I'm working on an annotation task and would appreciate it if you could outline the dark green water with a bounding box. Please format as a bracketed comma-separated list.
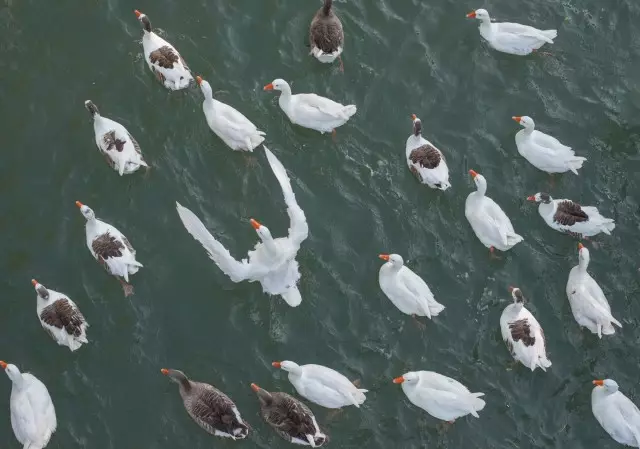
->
[1, 0, 640, 448]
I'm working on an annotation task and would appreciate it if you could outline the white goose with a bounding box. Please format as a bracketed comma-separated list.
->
[406, 114, 451, 190]
[527, 192, 615, 237]
[467, 9, 557, 56]
[76, 201, 143, 297]
[135, 10, 193, 90]
[196, 75, 265, 152]
[500, 287, 551, 371]
[566, 243, 621, 338]
[85, 100, 148, 176]
[1, 361, 57, 449]
[176, 147, 307, 307]
[264, 79, 356, 135]
[32, 279, 88, 352]
[592, 379, 640, 447]
[513, 116, 586, 174]
[393, 371, 485, 423]
[378, 254, 445, 319]
[465, 170, 523, 253]
[272, 361, 367, 409]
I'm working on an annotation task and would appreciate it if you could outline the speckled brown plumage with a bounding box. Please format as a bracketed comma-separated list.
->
[509, 319, 535, 347]
[92, 233, 125, 260]
[309, 0, 344, 54]
[259, 391, 324, 446]
[150, 45, 180, 69]
[40, 299, 85, 337]
[103, 131, 126, 152]
[553, 201, 589, 226]
[409, 144, 441, 169]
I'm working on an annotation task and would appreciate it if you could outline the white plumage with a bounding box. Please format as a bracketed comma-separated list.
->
[405, 115, 451, 190]
[592, 379, 640, 447]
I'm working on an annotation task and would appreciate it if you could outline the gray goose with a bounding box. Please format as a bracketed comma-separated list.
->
[251, 383, 326, 447]
[161, 369, 249, 440]
[309, 0, 344, 70]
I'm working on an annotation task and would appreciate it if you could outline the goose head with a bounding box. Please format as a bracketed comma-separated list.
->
[250, 219, 273, 243]
[272, 360, 302, 375]
[467, 8, 490, 22]
[76, 201, 95, 220]
[196, 76, 213, 99]
[469, 169, 487, 194]
[379, 253, 404, 269]
[513, 116, 535, 130]
[1, 361, 22, 384]
[508, 286, 526, 305]
[593, 379, 619, 394]
[527, 192, 552, 204]
[84, 100, 100, 117]
[411, 114, 422, 136]
[393, 371, 420, 385]
[161, 368, 191, 387]
[578, 242, 590, 269]
[251, 383, 274, 405]
[263, 79, 291, 94]
[134, 10, 152, 33]
[32, 279, 50, 302]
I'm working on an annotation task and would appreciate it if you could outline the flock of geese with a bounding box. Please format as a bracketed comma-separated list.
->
[1, 1, 636, 448]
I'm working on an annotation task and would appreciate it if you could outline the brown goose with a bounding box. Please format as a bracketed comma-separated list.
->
[309, 0, 344, 70]
[251, 383, 326, 447]
[161, 369, 249, 440]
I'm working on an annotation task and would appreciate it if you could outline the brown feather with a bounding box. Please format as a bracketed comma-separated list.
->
[553, 200, 589, 226]
[260, 392, 324, 445]
[409, 144, 441, 169]
[40, 299, 85, 337]
[309, 6, 343, 54]
[181, 382, 248, 438]
[92, 233, 125, 260]
[509, 319, 536, 347]
[150, 45, 180, 69]
[103, 131, 126, 153]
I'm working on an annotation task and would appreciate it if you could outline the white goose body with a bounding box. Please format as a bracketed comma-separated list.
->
[592, 379, 640, 447]
[264, 79, 356, 134]
[465, 170, 523, 252]
[197, 76, 265, 152]
[378, 254, 444, 318]
[500, 287, 551, 371]
[467, 9, 557, 56]
[135, 10, 193, 90]
[176, 147, 308, 307]
[405, 115, 450, 190]
[85, 101, 147, 175]
[566, 244, 621, 338]
[33, 280, 88, 352]
[273, 361, 367, 409]
[2, 362, 57, 449]
[394, 371, 485, 422]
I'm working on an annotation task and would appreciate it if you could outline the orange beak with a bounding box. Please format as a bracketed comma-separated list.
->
[469, 169, 478, 178]
[134, 9, 142, 18]
[272, 361, 282, 368]
[512, 116, 522, 123]
[578, 243, 584, 250]
[0, 361, 7, 370]
[379, 254, 390, 261]
[31, 279, 38, 286]
[75, 201, 84, 208]
[527, 195, 536, 201]
[250, 219, 261, 230]
[466, 11, 476, 18]
[593, 379, 604, 386]
[411, 114, 417, 121]
[251, 383, 260, 392]
[196, 76, 203, 85]
[160, 368, 169, 375]
[393, 376, 405, 384]
[263, 83, 274, 91]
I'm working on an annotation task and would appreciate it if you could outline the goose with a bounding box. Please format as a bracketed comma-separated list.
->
[393, 371, 485, 423]
[134, 10, 193, 90]
[500, 286, 551, 371]
[176, 147, 307, 307]
[378, 254, 445, 320]
[76, 201, 143, 297]
[85, 100, 148, 176]
[406, 114, 451, 190]
[264, 79, 356, 136]
[161, 368, 249, 440]
[32, 279, 88, 352]
[466, 9, 557, 56]
[251, 383, 326, 447]
[272, 361, 367, 409]
[513, 116, 586, 174]
[309, 0, 344, 70]
[527, 192, 615, 237]
[1, 361, 57, 449]
[592, 379, 640, 447]
[196, 75, 265, 152]
[566, 243, 621, 338]
[465, 170, 523, 254]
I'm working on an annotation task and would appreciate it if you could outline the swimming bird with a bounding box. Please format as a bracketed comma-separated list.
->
[393, 371, 485, 423]
[134, 10, 193, 90]
[566, 243, 621, 338]
[1, 361, 57, 449]
[466, 8, 557, 56]
[512, 116, 586, 174]
[500, 286, 551, 371]
[251, 383, 326, 447]
[196, 75, 265, 152]
[85, 100, 148, 176]
[76, 201, 143, 297]
[378, 254, 445, 321]
[272, 361, 367, 409]
[406, 114, 451, 190]
[32, 279, 88, 352]
[592, 379, 640, 447]
[527, 192, 615, 237]
[309, 0, 344, 71]
[465, 170, 523, 254]
[176, 147, 307, 306]
[161, 368, 249, 440]
[264, 79, 356, 136]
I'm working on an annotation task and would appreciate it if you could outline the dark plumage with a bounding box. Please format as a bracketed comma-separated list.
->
[409, 144, 441, 169]
[92, 233, 125, 260]
[40, 299, 85, 337]
[309, 0, 344, 54]
[509, 319, 536, 347]
[150, 45, 180, 69]
[103, 131, 126, 153]
[553, 200, 589, 226]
